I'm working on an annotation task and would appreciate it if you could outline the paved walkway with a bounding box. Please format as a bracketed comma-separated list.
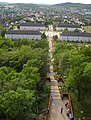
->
[49, 76, 70, 120]
[49, 67, 69, 120]
[49, 37, 70, 120]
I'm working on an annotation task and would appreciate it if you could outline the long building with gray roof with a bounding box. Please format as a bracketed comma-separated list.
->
[5, 30, 41, 40]
[56, 24, 82, 31]
[60, 32, 91, 42]
[20, 23, 45, 31]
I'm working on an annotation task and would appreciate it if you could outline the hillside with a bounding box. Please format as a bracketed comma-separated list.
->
[0, 2, 8, 6]
[0, 2, 91, 10]
[53, 2, 91, 9]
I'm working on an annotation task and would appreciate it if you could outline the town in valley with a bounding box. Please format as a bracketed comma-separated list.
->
[0, 1, 91, 120]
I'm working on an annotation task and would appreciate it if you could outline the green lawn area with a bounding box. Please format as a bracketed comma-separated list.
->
[83, 26, 91, 32]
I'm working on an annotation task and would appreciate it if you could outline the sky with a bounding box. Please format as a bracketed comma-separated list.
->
[1, 0, 91, 4]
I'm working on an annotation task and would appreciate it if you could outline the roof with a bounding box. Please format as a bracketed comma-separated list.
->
[6, 30, 41, 35]
[57, 24, 81, 28]
[20, 23, 45, 27]
[61, 32, 91, 37]
[3, 25, 9, 27]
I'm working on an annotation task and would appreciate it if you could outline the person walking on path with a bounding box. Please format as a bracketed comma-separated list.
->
[65, 102, 68, 108]
[66, 108, 70, 116]
[69, 113, 72, 120]
[61, 108, 63, 114]
[51, 94, 53, 100]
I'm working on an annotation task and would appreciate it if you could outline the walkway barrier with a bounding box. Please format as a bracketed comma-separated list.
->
[68, 95, 74, 118]
[47, 95, 51, 119]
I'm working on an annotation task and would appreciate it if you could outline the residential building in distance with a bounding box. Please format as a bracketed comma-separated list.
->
[60, 32, 91, 42]
[20, 23, 45, 31]
[56, 24, 82, 31]
[3, 25, 10, 30]
[5, 30, 41, 40]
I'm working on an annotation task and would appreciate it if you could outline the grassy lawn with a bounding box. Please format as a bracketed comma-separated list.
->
[83, 26, 91, 32]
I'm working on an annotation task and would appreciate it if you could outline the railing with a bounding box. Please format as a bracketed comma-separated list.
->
[46, 95, 51, 120]
[68, 95, 74, 118]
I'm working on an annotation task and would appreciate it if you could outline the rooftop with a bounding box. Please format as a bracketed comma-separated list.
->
[20, 23, 45, 27]
[6, 30, 41, 35]
[61, 32, 91, 37]
[57, 24, 81, 28]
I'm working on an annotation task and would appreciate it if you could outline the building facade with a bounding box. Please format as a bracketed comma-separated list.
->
[5, 30, 41, 40]
[56, 24, 82, 31]
[20, 23, 45, 31]
[60, 32, 91, 42]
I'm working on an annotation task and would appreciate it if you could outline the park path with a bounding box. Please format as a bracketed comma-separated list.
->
[48, 37, 70, 120]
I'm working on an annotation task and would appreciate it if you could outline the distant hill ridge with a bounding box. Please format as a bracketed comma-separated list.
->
[53, 2, 91, 9]
[0, 2, 8, 4]
[0, 2, 91, 8]
[54, 2, 85, 5]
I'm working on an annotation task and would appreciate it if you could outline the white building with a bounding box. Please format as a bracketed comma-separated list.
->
[56, 24, 82, 31]
[20, 23, 45, 31]
[85, 12, 91, 15]
[3, 25, 10, 30]
[60, 32, 91, 42]
[5, 30, 41, 40]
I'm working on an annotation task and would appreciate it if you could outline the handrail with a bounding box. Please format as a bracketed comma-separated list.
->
[68, 94, 74, 118]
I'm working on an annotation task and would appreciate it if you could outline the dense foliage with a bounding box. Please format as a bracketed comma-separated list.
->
[0, 38, 49, 120]
[54, 41, 91, 118]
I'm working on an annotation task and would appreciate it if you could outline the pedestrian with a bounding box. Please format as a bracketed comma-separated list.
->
[65, 102, 68, 108]
[61, 108, 63, 114]
[51, 94, 53, 100]
[69, 113, 72, 120]
[66, 108, 70, 116]
[61, 94, 63, 100]
[67, 104, 70, 109]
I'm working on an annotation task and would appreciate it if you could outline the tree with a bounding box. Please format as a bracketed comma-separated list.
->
[54, 41, 91, 117]
[74, 29, 80, 32]
[0, 88, 35, 120]
[63, 28, 69, 32]
[21, 59, 40, 89]
[0, 37, 49, 119]
[53, 35, 59, 43]
[1, 29, 6, 38]
[41, 32, 47, 39]
[83, 63, 91, 93]
[83, 63, 91, 79]
[0, 66, 8, 89]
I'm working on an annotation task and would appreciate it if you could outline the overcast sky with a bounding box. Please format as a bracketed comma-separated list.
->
[1, 0, 91, 4]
